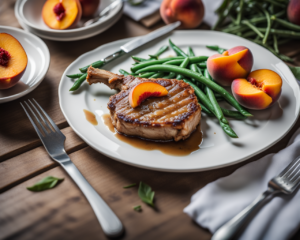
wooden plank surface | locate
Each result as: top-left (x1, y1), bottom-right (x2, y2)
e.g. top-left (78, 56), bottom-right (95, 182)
top-left (1, 0), bottom-right (300, 239)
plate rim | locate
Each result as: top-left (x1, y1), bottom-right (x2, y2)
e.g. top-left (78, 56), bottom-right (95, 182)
top-left (59, 30), bottom-right (300, 172)
top-left (0, 26), bottom-right (50, 103)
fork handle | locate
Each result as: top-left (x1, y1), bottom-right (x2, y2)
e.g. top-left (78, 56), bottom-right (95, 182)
top-left (211, 188), bottom-right (277, 240)
top-left (60, 159), bottom-right (123, 237)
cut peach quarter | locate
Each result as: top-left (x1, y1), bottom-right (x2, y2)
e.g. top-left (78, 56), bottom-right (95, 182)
top-left (0, 33), bottom-right (28, 89)
top-left (129, 82), bottom-right (169, 108)
top-left (42, 0), bottom-right (82, 30)
top-left (232, 69), bottom-right (282, 110)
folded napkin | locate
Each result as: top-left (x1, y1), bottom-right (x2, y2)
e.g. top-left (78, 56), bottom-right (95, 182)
top-left (123, 0), bottom-right (223, 26)
top-left (184, 128), bottom-right (300, 240)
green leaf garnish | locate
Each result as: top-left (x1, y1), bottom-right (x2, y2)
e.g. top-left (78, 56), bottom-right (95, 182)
top-left (289, 66), bottom-right (300, 80)
top-left (138, 182), bottom-right (155, 207)
top-left (133, 205), bottom-right (142, 212)
top-left (123, 183), bottom-right (137, 189)
top-left (27, 176), bottom-right (64, 192)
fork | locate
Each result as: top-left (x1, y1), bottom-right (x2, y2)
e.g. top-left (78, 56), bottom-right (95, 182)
top-left (211, 155), bottom-right (300, 240)
top-left (21, 99), bottom-right (123, 238)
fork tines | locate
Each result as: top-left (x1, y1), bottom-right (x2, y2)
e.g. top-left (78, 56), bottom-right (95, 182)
top-left (20, 99), bottom-right (60, 138)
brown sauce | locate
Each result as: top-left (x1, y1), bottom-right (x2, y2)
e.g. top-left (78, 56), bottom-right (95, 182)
top-left (84, 109), bottom-right (98, 125)
top-left (102, 114), bottom-right (202, 156)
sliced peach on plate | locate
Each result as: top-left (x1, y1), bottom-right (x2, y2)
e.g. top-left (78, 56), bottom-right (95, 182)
top-left (42, 0), bottom-right (82, 30)
top-left (232, 69), bottom-right (282, 110)
top-left (0, 33), bottom-right (28, 90)
top-left (207, 46), bottom-right (253, 86)
top-left (129, 82), bottom-right (169, 108)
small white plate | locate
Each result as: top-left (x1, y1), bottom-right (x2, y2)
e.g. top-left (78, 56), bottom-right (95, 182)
top-left (0, 26), bottom-right (50, 104)
top-left (59, 30), bottom-right (300, 172)
top-left (15, 0), bottom-right (123, 41)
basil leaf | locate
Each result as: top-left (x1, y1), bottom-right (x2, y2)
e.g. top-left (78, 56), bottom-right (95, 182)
top-left (123, 183), bottom-right (137, 189)
top-left (138, 182), bottom-right (155, 207)
top-left (133, 205), bottom-right (142, 212)
top-left (27, 176), bottom-right (64, 192)
top-left (289, 66), bottom-right (300, 80)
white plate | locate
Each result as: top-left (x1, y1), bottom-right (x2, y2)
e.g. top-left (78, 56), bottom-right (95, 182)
top-left (15, 0), bottom-right (123, 41)
top-left (59, 30), bottom-right (300, 172)
top-left (0, 26), bottom-right (50, 104)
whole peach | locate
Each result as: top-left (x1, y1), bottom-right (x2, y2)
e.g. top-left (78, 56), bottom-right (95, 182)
top-left (160, 0), bottom-right (204, 29)
top-left (288, 0), bottom-right (300, 26)
top-left (207, 46), bottom-right (253, 86)
top-left (80, 0), bottom-right (100, 17)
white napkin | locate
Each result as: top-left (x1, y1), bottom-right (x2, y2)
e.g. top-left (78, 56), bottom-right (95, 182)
top-left (123, 0), bottom-right (223, 25)
top-left (184, 128), bottom-right (300, 240)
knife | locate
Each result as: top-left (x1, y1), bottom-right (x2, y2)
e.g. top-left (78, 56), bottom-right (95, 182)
top-left (78, 21), bottom-right (181, 73)
top-left (71, 21), bottom-right (181, 91)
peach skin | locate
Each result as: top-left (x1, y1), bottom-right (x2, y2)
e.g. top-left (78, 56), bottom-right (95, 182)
top-left (160, 0), bottom-right (204, 29)
top-left (42, 0), bottom-right (82, 30)
top-left (232, 69), bottom-right (282, 110)
top-left (129, 82), bottom-right (168, 108)
top-left (207, 46), bottom-right (253, 86)
top-left (0, 33), bottom-right (28, 89)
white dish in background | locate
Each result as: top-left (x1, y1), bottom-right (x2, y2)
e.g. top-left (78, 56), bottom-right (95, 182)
top-left (0, 26), bottom-right (50, 104)
top-left (59, 30), bottom-right (300, 172)
top-left (15, 0), bottom-right (123, 41)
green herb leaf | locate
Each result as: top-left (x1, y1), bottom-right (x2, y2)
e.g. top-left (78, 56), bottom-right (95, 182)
top-left (133, 205), bottom-right (142, 212)
top-left (123, 183), bottom-right (137, 189)
top-left (289, 66), bottom-right (300, 80)
top-left (138, 182), bottom-right (155, 207)
top-left (27, 176), bottom-right (64, 192)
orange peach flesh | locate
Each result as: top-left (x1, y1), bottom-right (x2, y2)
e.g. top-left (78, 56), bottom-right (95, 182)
top-left (0, 33), bottom-right (27, 79)
top-left (42, 0), bottom-right (79, 30)
top-left (129, 82), bottom-right (169, 108)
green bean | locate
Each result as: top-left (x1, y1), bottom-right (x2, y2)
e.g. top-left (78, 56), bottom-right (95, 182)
top-left (221, 107), bottom-right (247, 120)
top-left (119, 69), bottom-right (136, 76)
top-left (204, 69), bottom-right (228, 124)
top-left (131, 57), bottom-right (184, 72)
top-left (200, 103), bottom-right (214, 117)
top-left (270, 16), bottom-right (300, 31)
top-left (176, 57), bottom-right (190, 80)
top-left (219, 121), bottom-right (238, 138)
top-left (273, 35), bottom-right (279, 53)
top-left (69, 73), bottom-right (87, 91)
top-left (197, 62), bottom-right (207, 68)
top-left (79, 60), bottom-right (104, 73)
top-left (162, 72), bottom-right (176, 79)
top-left (188, 47), bottom-right (195, 57)
top-left (236, 0), bottom-right (244, 25)
top-left (257, 28), bottom-right (300, 39)
top-left (262, 0), bottom-right (285, 7)
top-left (149, 46), bottom-right (169, 59)
top-left (206, 45), bottom-right (227, 54)
top-left (169, 39), bottom-right (188, 57)
top-left (149, 72), bottom-right (165, 79)
top-left (189, 64), bottom-right (203, 88)
top-left (135, 65), bottom-right (252, 117)
top-left (257, 6), bottom-right (271, 44)
top-left (162, 56), bottom-right (208, 66)
top-left (67, 73), bottom-right (84, 79)
top-left (242, 20), bottom-right (264, 38)
top-left (139, 72), bottom-right (156, 78)
top-left (132, 56), bottom-right (149, 62)
top-left (213, 0), bottom-right (238, 30)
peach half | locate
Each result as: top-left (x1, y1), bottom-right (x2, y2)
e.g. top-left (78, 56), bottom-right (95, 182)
top-left (232, 69), bottom-right (282, 110)
top-left (0, 33), bottom-right (28, 89)
top-left (42, 0), bottom-right (82, 30)
top-left (129, 82), bottom-right (168, 108)
top-left (160, 0), bottom-right (204, 29)
top-left (207, 46), bottom-right (253, 86)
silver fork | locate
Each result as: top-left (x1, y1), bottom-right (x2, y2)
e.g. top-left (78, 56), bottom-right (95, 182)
top-left (21, 99), bottom-right (123, 238)
top-left (212, 156), bottom-right (300, 240)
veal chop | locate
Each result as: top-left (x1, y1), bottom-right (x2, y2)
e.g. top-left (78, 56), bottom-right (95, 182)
top-left (86, 67), bottom-right (201, 141)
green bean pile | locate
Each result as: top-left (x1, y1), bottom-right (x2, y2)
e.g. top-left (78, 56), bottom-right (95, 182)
top-left (213, 0), bottom-right (300, 63)
top-left (120, 40), bottom-right (253, 138)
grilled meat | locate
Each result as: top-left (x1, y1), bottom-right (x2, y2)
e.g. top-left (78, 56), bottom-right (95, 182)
top-left (87, 67), bottom-right (201, 141)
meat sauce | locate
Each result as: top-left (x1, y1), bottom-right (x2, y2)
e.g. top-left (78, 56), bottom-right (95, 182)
top-left (83, 109), bottom-right (98, 125)
top-left (102, 114), bottom-right (202, 156)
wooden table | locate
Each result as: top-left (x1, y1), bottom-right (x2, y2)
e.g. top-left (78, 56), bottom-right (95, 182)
top-left (1, 1), bottom-right (300, 239)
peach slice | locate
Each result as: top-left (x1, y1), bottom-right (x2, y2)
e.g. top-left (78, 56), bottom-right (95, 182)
top-left (207, 46), bottom-right (253, 86)
top-left (129, 82), bottom-right (169, 108)
top-left (42, 0), bottom-right (82, 30)
top-left (232, 69), bottom-right (282, 110)
top-left (0, 33), bottom-right (28, 89)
